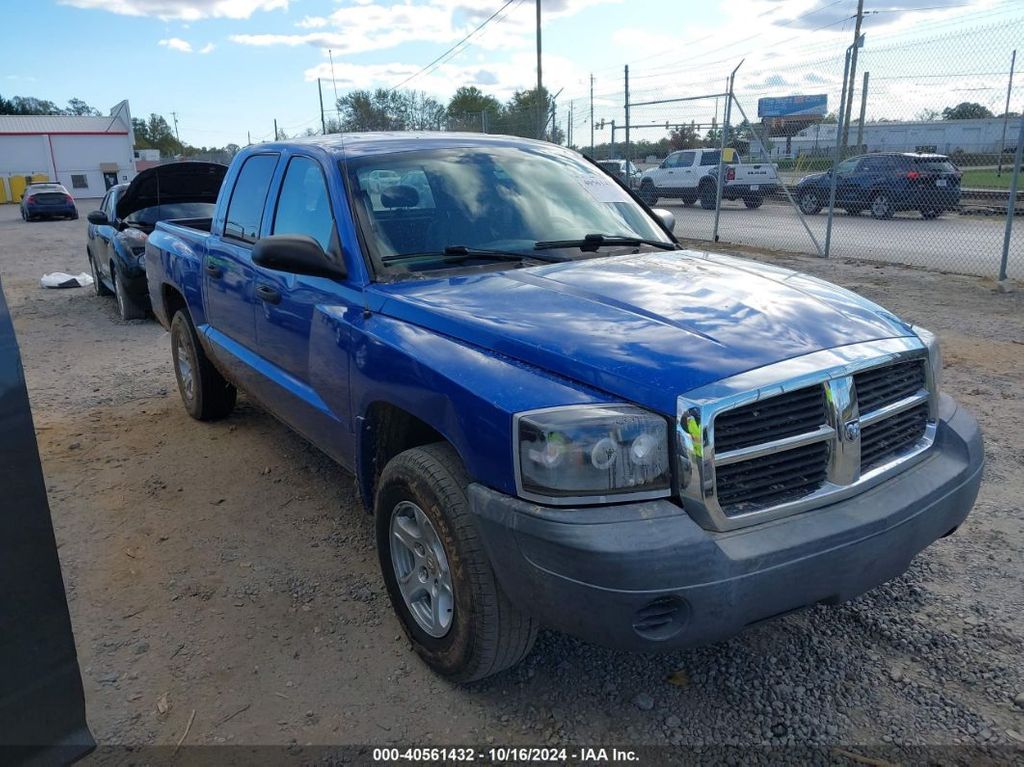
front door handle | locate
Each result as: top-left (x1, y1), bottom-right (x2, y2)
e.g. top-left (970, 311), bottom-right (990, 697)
top-left (205, 262), bottom-right (223, 278)
top-left (256, 284), bottom-right (281, 305)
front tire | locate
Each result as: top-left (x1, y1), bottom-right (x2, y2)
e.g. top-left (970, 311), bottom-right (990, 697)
top-left (870, 192), bottom-right (895, 219)
top-left (113, 268), bottom-right (146, 321)
top-left (798, 191), bottom-right (823, 215)
top-left (170, 310), bottom-right (237, 421)
top-left (920, 208), bottom-right (942, 219)
top-left (376, 443), bottom-right (538, 682)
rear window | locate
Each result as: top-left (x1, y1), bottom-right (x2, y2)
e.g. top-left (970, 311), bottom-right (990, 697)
top-left (700, 150), bottom-right (721, 166)
top-left (909, 157), bottom-right (957, 173)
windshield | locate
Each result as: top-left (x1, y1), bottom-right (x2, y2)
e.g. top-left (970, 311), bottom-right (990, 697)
top-left (124, 202), bottom-right (216, 227)
top-left (343, 144), bottom-right (671, 275)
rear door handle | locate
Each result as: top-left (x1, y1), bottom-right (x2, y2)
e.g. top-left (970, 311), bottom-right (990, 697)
top-left (256, 284), bottom-right (281, 305)
top-left (205, 262), bottom-right (223, 278)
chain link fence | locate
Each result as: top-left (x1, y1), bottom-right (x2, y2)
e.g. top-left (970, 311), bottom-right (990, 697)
top-left (562, 11), bottom-right (1024, 282)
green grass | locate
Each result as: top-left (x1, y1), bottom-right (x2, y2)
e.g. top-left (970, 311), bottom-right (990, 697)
top-left (960, 168), bottom-right (1017, 189)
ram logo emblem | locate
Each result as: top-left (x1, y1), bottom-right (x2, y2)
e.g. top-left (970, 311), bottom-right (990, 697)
top-left (844, 419), bottom-right (862, 442)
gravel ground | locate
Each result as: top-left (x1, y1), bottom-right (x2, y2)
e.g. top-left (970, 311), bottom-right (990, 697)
top-left (2, 203), bottom-right (1023, 757)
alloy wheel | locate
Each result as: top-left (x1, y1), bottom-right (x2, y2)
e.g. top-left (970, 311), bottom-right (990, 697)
top-left (389, 500), bottom-right (454, 638)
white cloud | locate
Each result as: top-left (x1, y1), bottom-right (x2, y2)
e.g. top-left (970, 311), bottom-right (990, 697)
top-left (232, 0), bottom-right (620, 56)
top-left (58, 0), bottom-right (287, 21)
top-left (159, 37), bottom-right (193, 52)
top-left (200, 42), bottom-right (216, 53)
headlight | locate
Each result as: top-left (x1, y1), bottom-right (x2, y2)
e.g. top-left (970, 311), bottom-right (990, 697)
top-left (515, 404), bottom-right (671, 504)
top-left (912, 325), bottom-right (941, 391)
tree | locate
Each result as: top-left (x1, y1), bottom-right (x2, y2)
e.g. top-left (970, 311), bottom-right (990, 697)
top-left (668, 123), bottom-right (700, 150)
top-left (498, 87), bottom-right (562, 142)
top-left (916, 108), bottom-right (940, 121)
top-left (941, 102), bottom-right (993, 120)
top-left (0, 94), bottom-right (100, 116)
top-left (447, 86), bottom-right (502, 132)
top-left (335, 89), bottom-right (443, 132)
top-left (66, 98), bottom-right (100, 116)
top-left (132, 113), bottom-right (182, 156)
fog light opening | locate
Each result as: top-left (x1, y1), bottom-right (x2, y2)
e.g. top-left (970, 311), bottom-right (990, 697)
top-left (632, 596), bottom-right (690, 642)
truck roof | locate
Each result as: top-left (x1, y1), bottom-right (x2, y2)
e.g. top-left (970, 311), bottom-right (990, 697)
top-left (254, 132), bottom-right (557, 159)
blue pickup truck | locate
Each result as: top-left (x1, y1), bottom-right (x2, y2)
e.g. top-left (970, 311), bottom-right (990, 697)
top-left (146, 133), bottom-right (983, 682)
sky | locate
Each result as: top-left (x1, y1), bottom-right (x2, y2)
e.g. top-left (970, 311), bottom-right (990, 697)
top-left (1, 0), bottom-right (1021, 149)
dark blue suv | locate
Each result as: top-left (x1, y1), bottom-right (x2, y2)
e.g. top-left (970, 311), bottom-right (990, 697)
top-left (795, 152), bottom-right (961, 219)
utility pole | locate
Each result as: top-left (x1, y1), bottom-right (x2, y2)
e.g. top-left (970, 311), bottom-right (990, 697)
top-left (855, 71), bottom-right (870, 150)
top-left (589, 74), bottom-right (595, 156)
top-left (274, 118), bottom-right (278, 141)
top-left (536, 0), bottom-right (543, 139)
top-left (247, 130), bottom-right (251, 146)
top-left (624, 65), bottom-right (631, 169)
top-left (841, 0), bottom-right (865, 152)
top-left (170, 111), bottom-right (181, 147)
top-left (998, 49), bottom-right (1017, 175)
top-left (318, 78), bottom-right (327, 134)
top-left (569, 101), bottom-right (574, 147)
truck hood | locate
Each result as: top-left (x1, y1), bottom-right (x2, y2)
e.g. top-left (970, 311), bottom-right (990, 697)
top-left (373, 250), bottom-right (913, 415)
top-left (116, 161), bottom-right (226, 220)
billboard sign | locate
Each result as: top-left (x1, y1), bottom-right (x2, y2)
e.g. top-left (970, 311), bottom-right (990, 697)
top-left (758, 94), bottom-right (828, 119)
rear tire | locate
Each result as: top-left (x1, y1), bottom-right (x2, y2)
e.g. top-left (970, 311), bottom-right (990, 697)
top-left (699, 182), bottom-right (717, 210)
top-left (638, 182), bottom-right (658, 206)
top-left (376, 443), bottom-right (538, 683)
top-left (170, 310), bottom-right (237, 421)
top-left (845, 207), bottom-right (864, 216)
top-left (89, 251), bottom-right (112, 296)
top-left (114, 268), bottom-right (146, 321)
top-left (920, 208), bottom-right (942, 219)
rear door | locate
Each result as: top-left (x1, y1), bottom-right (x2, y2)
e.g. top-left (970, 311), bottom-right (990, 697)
top-left (203, 153), bottom-right (279, 379)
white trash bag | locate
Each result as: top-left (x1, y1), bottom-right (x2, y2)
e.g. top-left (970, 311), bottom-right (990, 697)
top-left (40, 272), bottom-right (94, 289)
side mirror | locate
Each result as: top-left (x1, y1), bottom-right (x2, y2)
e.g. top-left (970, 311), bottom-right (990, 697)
top-left (652, 208), bottom-right (675, 233)
top-left (253, 235), bottom-right (346, 279)
top-left (87, 210), bottom-right (108, 225)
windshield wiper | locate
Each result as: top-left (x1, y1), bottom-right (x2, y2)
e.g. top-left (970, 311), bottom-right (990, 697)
top-left (534, 233), bottom-right (677, 252)
top-left (382, 245), bottom-right (565, 265)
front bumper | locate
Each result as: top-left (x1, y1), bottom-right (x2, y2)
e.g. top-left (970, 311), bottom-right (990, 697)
top-left (470, 395), bottom-right (982, 651)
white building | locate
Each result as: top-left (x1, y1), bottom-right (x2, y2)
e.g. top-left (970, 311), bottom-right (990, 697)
top-left (0, 100), bottom-right (136, 200)
top-left (760, 116), bottom-right (1022, 159)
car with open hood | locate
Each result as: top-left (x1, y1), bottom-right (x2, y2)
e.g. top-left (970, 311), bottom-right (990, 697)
top-left (86, 161), bottom-right (226, 320)
top-left (143, 134), bottom-right (982, 682)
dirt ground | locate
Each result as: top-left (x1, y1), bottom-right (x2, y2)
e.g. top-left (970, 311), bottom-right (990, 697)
top-left (2, 203), bottom-right (1023, 753)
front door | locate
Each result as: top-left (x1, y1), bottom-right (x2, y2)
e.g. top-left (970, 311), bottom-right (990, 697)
top-left (250, 153), bottom-right (354, 459)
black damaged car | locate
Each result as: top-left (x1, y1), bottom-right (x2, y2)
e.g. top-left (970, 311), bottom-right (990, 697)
top-left (86, 161), bottom-right (226, 320)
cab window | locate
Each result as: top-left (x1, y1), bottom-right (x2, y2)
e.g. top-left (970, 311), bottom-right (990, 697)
top-left (224, 154), bottom-right (279, 243)
top-left (271, 156), bottom-right (336, 253)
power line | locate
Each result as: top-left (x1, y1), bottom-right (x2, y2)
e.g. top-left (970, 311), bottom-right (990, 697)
top-left (390, 0), bottom-right (520, 91)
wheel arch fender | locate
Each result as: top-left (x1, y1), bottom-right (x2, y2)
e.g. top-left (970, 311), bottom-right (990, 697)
top-left (350, 316), bottom-right (603, 511)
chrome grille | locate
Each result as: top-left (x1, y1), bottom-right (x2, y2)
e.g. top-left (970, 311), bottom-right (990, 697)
top-left (677, 338), bottom-right (938, 532)
top-left (714, 386), bottom-right (827, 452)
top-left (717, 441), bottom-right (829, 515)
top-left (854, 359), bottom-right (926, 412)
top-left (861, 401), bottom-right (929, 472)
